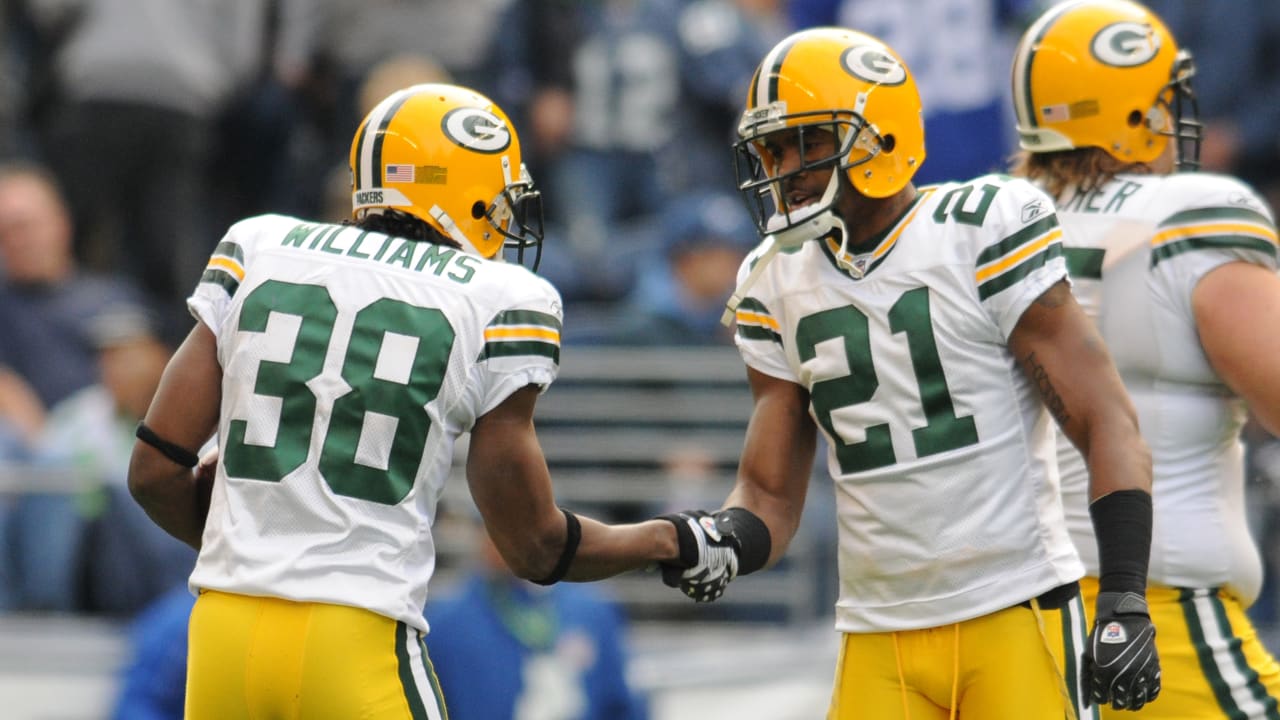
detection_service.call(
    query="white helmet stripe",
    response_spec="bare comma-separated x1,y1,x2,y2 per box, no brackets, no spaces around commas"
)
1012,0,1086,130
754,33,800,106
356,88,414,191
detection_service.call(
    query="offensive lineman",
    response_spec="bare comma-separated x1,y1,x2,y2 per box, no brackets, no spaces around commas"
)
653,27,1160,717
126,83,685,719
1011,1,1280,717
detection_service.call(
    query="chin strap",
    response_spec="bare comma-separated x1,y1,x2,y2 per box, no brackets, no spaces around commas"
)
720,209,845,327
721,239,780,327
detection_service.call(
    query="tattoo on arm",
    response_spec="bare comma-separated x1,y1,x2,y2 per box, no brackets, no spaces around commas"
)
1023,350,1071,426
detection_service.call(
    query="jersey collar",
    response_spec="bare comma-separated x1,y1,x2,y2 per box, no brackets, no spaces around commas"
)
818,188,933,280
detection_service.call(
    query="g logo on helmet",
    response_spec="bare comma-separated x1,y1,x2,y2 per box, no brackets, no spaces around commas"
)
1091,22,1161,67
441,107,511,154
840,45,907,86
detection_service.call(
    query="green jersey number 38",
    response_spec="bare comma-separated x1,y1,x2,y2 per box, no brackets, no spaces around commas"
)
222,280,455,505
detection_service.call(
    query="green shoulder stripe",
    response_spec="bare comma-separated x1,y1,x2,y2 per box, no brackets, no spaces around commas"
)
978,242,1063,300
735,296,781,343
478,340,560,364
736,296,771,315
489,309,561,331
1151,235,1278,267
201,268,240,296
1158,206,1273,228
976,215,1059,266
213,240,245,263
736,324,782,343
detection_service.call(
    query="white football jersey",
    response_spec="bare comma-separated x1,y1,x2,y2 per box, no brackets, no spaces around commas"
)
1049,172,1279,604
186,214,563,632
734,175,1083,633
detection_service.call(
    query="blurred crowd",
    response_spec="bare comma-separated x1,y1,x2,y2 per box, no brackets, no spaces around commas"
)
2,0,1280,668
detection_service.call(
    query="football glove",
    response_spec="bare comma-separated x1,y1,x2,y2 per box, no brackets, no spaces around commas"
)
1082,591,1161,711
658,510,741,602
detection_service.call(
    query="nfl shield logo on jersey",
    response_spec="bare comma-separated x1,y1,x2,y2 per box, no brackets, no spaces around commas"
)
1100,621,1128,644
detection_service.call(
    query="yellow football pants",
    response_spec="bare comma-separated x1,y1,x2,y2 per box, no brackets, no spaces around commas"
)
828,600,1086,719
186,590,448,720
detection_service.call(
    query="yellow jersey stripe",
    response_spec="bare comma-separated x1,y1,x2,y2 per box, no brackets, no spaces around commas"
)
483,327,561,343
1152,222,1278,248
975,229,1061,284
735,310,780,331
207,255,245,280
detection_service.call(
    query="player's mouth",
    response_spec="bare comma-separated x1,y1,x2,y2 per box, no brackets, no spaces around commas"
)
786,191,815,209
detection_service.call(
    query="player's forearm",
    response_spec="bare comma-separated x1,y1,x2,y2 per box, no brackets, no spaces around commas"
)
561,517,680,581
127,449,208,550
1082,412,1152,500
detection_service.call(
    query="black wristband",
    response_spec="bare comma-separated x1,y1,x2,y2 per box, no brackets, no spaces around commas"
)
135,422,200,468
658,512,702,567
532,508,581,586
719,507,771,576
1090,489,1152,595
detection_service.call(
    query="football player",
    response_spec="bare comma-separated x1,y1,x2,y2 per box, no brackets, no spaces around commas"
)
654,26,1160,717
126,83,684,719
1011,1,1280,717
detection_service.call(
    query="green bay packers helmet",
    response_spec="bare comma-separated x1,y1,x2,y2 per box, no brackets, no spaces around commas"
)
1012,0,1201,169
349,83,543,265
734,27,926,245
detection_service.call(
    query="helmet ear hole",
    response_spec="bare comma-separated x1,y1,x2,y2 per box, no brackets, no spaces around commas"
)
471,201,486,220
1126,110,1144,128
881,134,896,153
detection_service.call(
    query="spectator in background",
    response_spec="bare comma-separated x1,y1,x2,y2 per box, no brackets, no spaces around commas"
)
539,0,685,302
787,0,1035,184
0,368,44,456
0,368,44,612
111,583,194,720
668,0,789,195
316,52,454,225
0,3,22,158
587,191,757,347
265,0,513,223
484,0,581,174
426,511,648,720
26,0,267,345
494,0,784,307
9,305,195,614
0,161,143,411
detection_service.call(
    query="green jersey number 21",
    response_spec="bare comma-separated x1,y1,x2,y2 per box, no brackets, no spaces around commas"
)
796,287,979,474
222,280,455,505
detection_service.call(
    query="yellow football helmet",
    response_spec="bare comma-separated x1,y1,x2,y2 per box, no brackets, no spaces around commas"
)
349,83,543,266
1012,0,1201,169
734,27,926,244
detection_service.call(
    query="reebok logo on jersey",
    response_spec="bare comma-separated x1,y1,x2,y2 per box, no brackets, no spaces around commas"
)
698,516,723,542
1021,199,1047,223
1100,621,1128,644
